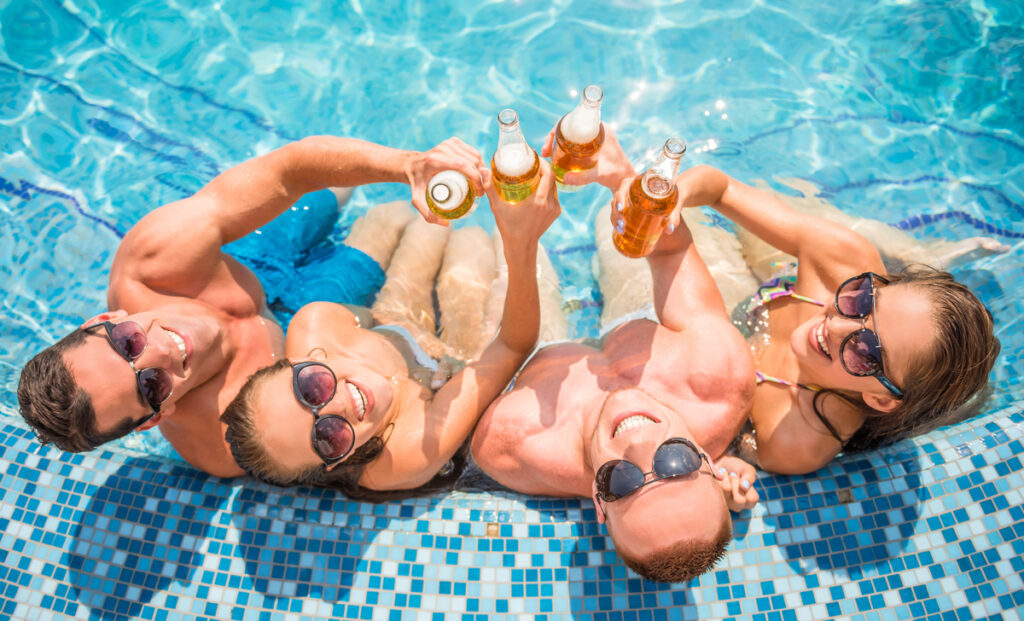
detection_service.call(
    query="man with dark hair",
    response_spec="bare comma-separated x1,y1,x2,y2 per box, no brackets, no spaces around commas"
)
471,127,759,583
17,136,486,477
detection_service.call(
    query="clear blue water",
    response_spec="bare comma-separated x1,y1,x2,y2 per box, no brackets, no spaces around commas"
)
1,1,1023,619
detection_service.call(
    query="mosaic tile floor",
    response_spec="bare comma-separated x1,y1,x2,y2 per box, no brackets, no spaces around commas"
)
1,400,1022,620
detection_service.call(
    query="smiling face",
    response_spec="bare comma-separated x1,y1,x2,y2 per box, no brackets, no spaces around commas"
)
791,282,936,403
585,388,730,572
246,354,399,476
63,308,224,436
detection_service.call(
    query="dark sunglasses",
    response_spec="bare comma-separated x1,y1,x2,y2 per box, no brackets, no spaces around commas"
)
834,272,904,398
291,361,356,466
595,437,715,503
83,321,173,428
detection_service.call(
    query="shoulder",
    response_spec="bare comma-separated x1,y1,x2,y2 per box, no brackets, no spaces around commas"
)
753,391,862,474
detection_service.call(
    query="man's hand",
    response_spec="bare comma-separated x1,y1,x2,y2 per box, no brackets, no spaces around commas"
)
405,138,487,226
714,455,760,512
541,123,635,190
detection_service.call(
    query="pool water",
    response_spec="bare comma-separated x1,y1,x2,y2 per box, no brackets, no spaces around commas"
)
2,0,1023,619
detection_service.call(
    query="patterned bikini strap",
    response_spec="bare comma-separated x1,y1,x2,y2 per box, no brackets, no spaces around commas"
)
755,369,822,392
757,277,825,307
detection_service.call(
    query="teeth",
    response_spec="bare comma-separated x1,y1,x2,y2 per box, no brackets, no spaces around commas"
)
346,382,367,418
815,323,831,359
165,329,187,363
613,415,654,437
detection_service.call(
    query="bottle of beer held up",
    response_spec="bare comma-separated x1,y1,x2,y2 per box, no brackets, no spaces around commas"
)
491,109,541,204
612,138,686,258
551,85,605,192
426,170,476,220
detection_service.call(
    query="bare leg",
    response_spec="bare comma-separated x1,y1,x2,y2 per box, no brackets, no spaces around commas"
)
371,218,451,359
484,232,568,344
345,201,417,270
594,203,653,329
437,226,496,361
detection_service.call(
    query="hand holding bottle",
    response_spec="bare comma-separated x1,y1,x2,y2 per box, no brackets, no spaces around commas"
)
608,138,686,258
486,158,560,249
405,138,487,226
542,122,635,191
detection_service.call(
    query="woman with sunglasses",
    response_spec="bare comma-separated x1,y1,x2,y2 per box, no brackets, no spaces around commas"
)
620,164,1002,475
221,161,562,499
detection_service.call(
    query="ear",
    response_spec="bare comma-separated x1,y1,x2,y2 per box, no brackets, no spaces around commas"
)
80,310,128,329
590,479,607,524
134,407,168,432
862,391,901,413
306,347,328,362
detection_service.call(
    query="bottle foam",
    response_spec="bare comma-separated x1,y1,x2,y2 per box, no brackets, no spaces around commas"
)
494,144,535,177
560,108,601,144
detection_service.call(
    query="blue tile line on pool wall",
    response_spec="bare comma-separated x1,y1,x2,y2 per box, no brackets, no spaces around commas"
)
0,402,1022,620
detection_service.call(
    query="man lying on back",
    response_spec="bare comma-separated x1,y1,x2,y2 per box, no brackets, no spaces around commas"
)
17,136,485,477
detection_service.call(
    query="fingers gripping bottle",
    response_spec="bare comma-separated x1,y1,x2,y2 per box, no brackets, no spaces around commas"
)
612,138,686,258
491,108,541,204
551,85,605,192
426,171,477,220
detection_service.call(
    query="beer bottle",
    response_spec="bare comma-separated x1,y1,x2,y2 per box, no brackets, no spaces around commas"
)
551,85,604,192
612,138,686,258
490,109,541,204
426,170,476,220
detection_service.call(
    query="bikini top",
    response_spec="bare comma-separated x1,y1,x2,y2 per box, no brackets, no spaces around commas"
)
750,277,847,445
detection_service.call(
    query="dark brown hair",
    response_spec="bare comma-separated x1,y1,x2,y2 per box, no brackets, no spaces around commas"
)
17,329,137,452
221,360,464,502
613,516,732,583
819,265,1001,451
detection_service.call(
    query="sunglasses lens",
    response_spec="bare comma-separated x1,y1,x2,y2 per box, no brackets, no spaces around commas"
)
313,416,354,460
653,439,702,477
110,322,148,359
842,330,883,376
137,368,173,409
598,460,646,501
836,276,873,317
295,364,336,407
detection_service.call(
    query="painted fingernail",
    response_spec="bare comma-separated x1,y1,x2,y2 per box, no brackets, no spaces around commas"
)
741,480,751,490
718,467,727,475
729,471,738,478
667,222,676,233
615,201,623,212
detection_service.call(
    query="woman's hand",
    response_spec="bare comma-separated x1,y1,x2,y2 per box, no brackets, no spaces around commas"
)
405,138,487,226
541,123,636,190
713,455,760,512
486,158,561,249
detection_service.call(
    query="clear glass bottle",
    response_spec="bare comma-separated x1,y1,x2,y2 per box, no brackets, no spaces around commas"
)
551,85,604,192
490,108,541,204
426,170,476,220
612,138,687,258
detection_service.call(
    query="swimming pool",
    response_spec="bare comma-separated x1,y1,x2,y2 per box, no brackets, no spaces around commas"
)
2,0,1023,619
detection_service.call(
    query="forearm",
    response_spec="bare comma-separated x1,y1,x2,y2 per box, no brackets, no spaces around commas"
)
496,240,542,355
201,136,415,244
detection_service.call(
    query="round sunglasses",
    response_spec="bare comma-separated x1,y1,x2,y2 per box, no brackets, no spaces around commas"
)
84,321,173,428
291,361,356,466
833,273,904,398
594,437,715,502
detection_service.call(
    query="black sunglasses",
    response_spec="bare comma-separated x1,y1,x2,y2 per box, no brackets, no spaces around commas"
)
291,361,356,466
83,321,173,428
595,437,714,503
834,273,904,398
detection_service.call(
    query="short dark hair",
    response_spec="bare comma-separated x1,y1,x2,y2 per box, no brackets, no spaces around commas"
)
221,360,465,502
17,329,136,452
615,517,732,583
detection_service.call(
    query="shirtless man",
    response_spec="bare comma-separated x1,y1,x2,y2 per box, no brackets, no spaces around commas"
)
16,136,486,477
471,127,760,583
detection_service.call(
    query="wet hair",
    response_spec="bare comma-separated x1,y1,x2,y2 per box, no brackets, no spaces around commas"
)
612,516,732,583
17,329,137,452
817,265,1001,451
221,360,464,502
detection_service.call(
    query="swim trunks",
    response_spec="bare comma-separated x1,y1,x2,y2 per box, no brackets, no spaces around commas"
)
225,188,386,327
